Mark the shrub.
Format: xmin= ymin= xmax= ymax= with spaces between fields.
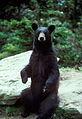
xmin=0 ymin=17 xmax=33 ymax=59
xmin=52 ymin=21 xmax=81 ymax=67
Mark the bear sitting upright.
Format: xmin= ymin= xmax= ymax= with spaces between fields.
xmin=20 ymin=23 xmax=60 ymax=119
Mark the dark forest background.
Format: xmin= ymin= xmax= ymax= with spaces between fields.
xmin=0 ymin=0 xmax=82 ymax=67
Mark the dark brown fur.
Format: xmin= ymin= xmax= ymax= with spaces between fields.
xmin=20 ymin=23 xmax=60 ymax=119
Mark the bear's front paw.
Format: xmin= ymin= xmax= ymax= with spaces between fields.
xmin=20 ymin=70 xmax=28 ymax=84
xmin=22 ymin=75 xmax=28 ymax=84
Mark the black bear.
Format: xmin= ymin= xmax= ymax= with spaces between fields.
xmin=20 ymin=23 xmax=60 ymax=119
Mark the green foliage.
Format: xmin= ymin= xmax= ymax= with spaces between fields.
xmin=54 ymin=107 xmax=71 ymax=119
xmin=0 ymin=0 xmax=82 ymax=26
xmin=0 ymin=17 xmax=33 ymax=59
xmin=6 ymin=107 xmax=15 ymax=116
xmin=56 ymin=23 xmax=81 ymax=67
xmin=0 ymin=106 xmax=23 ymax=116
xmin=5 ymin=106 xmax=23 ymax=116
xmin=51 ymin=107 xmax=82 ymax=119
xmin=0 ymin=52 xmax=9 ymax=59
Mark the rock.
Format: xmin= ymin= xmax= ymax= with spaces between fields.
xmin=0 ymin=51 xmax=82 ymax=117
xmin=59 ymin=69 xmax=82 ymax=116
xmin=0 ymin=51 xmax=32 ymax=105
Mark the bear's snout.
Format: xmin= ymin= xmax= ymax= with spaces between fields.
xmin=40 ymin=37 xmax=44 ymax=41
xmin=38 ymin=32 xmax=46 ymax=42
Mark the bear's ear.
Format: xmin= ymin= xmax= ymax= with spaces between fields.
xmin=48 ymin=25 xmax=55 ymax=33
xmin=32 ymin=23 xmax=38 ymax=31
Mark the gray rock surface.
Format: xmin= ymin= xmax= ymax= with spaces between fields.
xmin=0 ymin=51 xmax=82 ymax=117
xmin=0 ymin=51 xmax=32 ymax=105
xmin=59 ymin=69 xmax=82 ymax=115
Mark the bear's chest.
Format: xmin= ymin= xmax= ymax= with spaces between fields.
xmin=32 ymin=55 xmax=47 ymax=77
xmin=30 ymin=52 xmax=56 ymax=83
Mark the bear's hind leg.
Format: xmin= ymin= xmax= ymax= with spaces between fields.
xmin=21 ymin=88 xmax=33 ymax=118
xmin=37 ymin=94 xmax=59 ymax=119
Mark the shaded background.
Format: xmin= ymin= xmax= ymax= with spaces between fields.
xmin=0 ymin=0 xmax=82 ymax=67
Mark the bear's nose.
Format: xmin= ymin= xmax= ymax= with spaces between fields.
xmin=40 ymin=37 xmax=44 ymax=41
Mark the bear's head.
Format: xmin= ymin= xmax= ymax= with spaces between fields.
xmin=32 ymin=23 xmax=55 ymax=52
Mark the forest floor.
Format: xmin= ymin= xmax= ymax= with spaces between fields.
xmin=0 ymin=68 xmax=82 ymax=119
